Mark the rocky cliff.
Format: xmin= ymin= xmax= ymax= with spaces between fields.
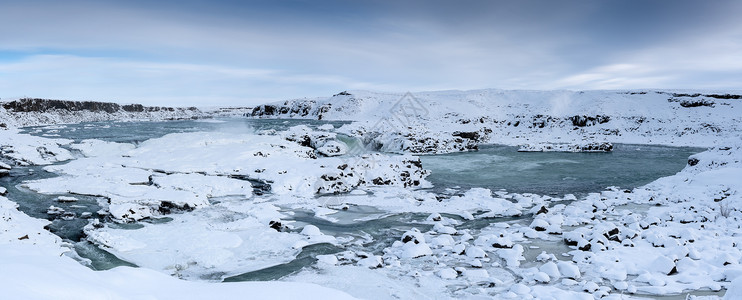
xmin=246 ymin=89 xmax=742 ymax=154
xmin=0 ymin=98 xmax=206 ymax=128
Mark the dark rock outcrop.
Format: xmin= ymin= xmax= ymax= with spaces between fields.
xmin=452 ymin=131 xmax=480 ymax=141
xmin=251 ymin=100 xmax=318 ymax=118
xmin=1 ymin=98 xmax=199 ymax=114
xmin=672 ymin=93 xmax=742 ymax=100
xmin=679 ymin=99 xmax=715 ymax=108
xmin=579 ymin=142 xmax=613 ymax=152
xmin=569 ymin=115 xmax=611 ymax=127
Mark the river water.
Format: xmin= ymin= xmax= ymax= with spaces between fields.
xmin=0 ymin=118 xmax=704 ymax=295
xmin=420 ymin=144 xmax=701 ymax=197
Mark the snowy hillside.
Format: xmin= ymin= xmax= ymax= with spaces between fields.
xmin=250 ymin=89 xmax=742 ymax=153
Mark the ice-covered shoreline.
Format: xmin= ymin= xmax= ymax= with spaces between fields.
xmin=2 ymin=90 xmax=742 ymax=299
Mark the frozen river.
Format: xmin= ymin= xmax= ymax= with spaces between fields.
xmin=0 ymin=117 xmax=710 ymax=298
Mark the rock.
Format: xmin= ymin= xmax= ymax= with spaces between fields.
xmin=648 ymin=256 xmax=676 ymax=275
xmin=427 ymin=213 xmax=442 ymax=222
xmin=316 ymin=141 xmax=348 ymax=157
xmin=602 ymin=267 xmax=627 ymax=281
xmin=533 ymin=271 xmax=550 ymax=283
xmin=678 ymin=98 xmax=715 ymax=107
xmin=109 ymin=204 xmax=152 ymax=223
xmin=577 ymin=241 xmax=591 ymax=251
xmin=1 ymin=98 xmax=200 ymax=116
xmin=358 ymin=255 xmax=383 ymax=269
xmin=546 ymin=224 xmax=562 ymax=235
xmin=282 ymin=125 xmax=336 ymax=150
xmin=510 ymin=283 xmax=530 ymax=295
xmin=401 ymin=228 xmax=425 ymax=244
xmin=569 ymin=115 xmax=611 ymax=127
xmin=60 ymin=212 xmax=76 ymax=221
xmin=498 ymin=244 xmax=525 ymax=267
xmin=469 ymin=259 xmax=483 ymax=268
xmin=56 ymin=196 xmax=78 ymax=203
xmin=399 ymin=242 xmax=433 ymax=258
xmin=613 ymin=281 xmax=629 ymax=291
xmin=536 ymin=251 xmax=555 ymax=262
xmin=580 ymin=142 xmax=613 ymax=152
xmin=46 ymin=205 xmax=65 ymax=215
xmin=465 ymin=246 xmax=487 ymax=258
xmin=301 ymin=225 xmax=323 ymax=236
xmin=430 ymin=235 xmax=454 ymax=247
xmin=452 ymin=131 xmax=480 ymax=141
xmin=491 ymin=237 xmax=514 ymax=249
xmin=365 ymin=129 xmax=479 ymax=154
xmin=518 ymin=142 xmax=613 ymax=152
xmin=557 ymin=261 xmax=581 ymax=279
xmin=539 ymin=262 xmax=561 ymax=280
xmin=316 ymin=254 xmax=338 ymax=266
xmin=530 ymin=219 xmax=549 ymax=231
xmin=582 ymin=281 xmax=600 ymax=293
xmin=433 ymin=223 xmax=456 ymax=235
xmin=563 ymin=231 xmax=588 ymax=248
xmin=437 ymin=268 xmax=458 ymax=279
xmin=269 ymin=220 xmax=285 ymax=232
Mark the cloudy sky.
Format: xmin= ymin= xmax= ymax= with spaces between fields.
xmin=1 ymin=0 xmax=741 ymax=106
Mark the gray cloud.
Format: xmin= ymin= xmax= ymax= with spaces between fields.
xmin=1 ymin=0 xmax=741 ymax=105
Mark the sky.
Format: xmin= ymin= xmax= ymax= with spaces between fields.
xmin=1 ymin=0 xmax=741 ymax=106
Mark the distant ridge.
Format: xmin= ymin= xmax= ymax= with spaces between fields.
xmin=1 ymin=98 xmax=199 ymax=114
xmin=0 ymin=98 xmax=207 ymax=128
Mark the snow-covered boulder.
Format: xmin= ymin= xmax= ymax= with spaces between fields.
xmin=316 ymin=141 xmax=348 ymax=157
xmin=281 ymin=125 xmax=336 ymax=150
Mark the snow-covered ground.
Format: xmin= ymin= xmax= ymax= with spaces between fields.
xmin=250 ymin=89 xmax=742 ymax=153
xmin=0 ymin=195 xmax=355 ymax=300
xmin=2 ymin=89 xmax=742 ymax=299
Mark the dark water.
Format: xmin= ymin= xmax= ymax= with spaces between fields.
xmin=421 ymin=144 xmax=703 ymax=196
xmin=0 ymin=164 xmax=136 ymax=270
